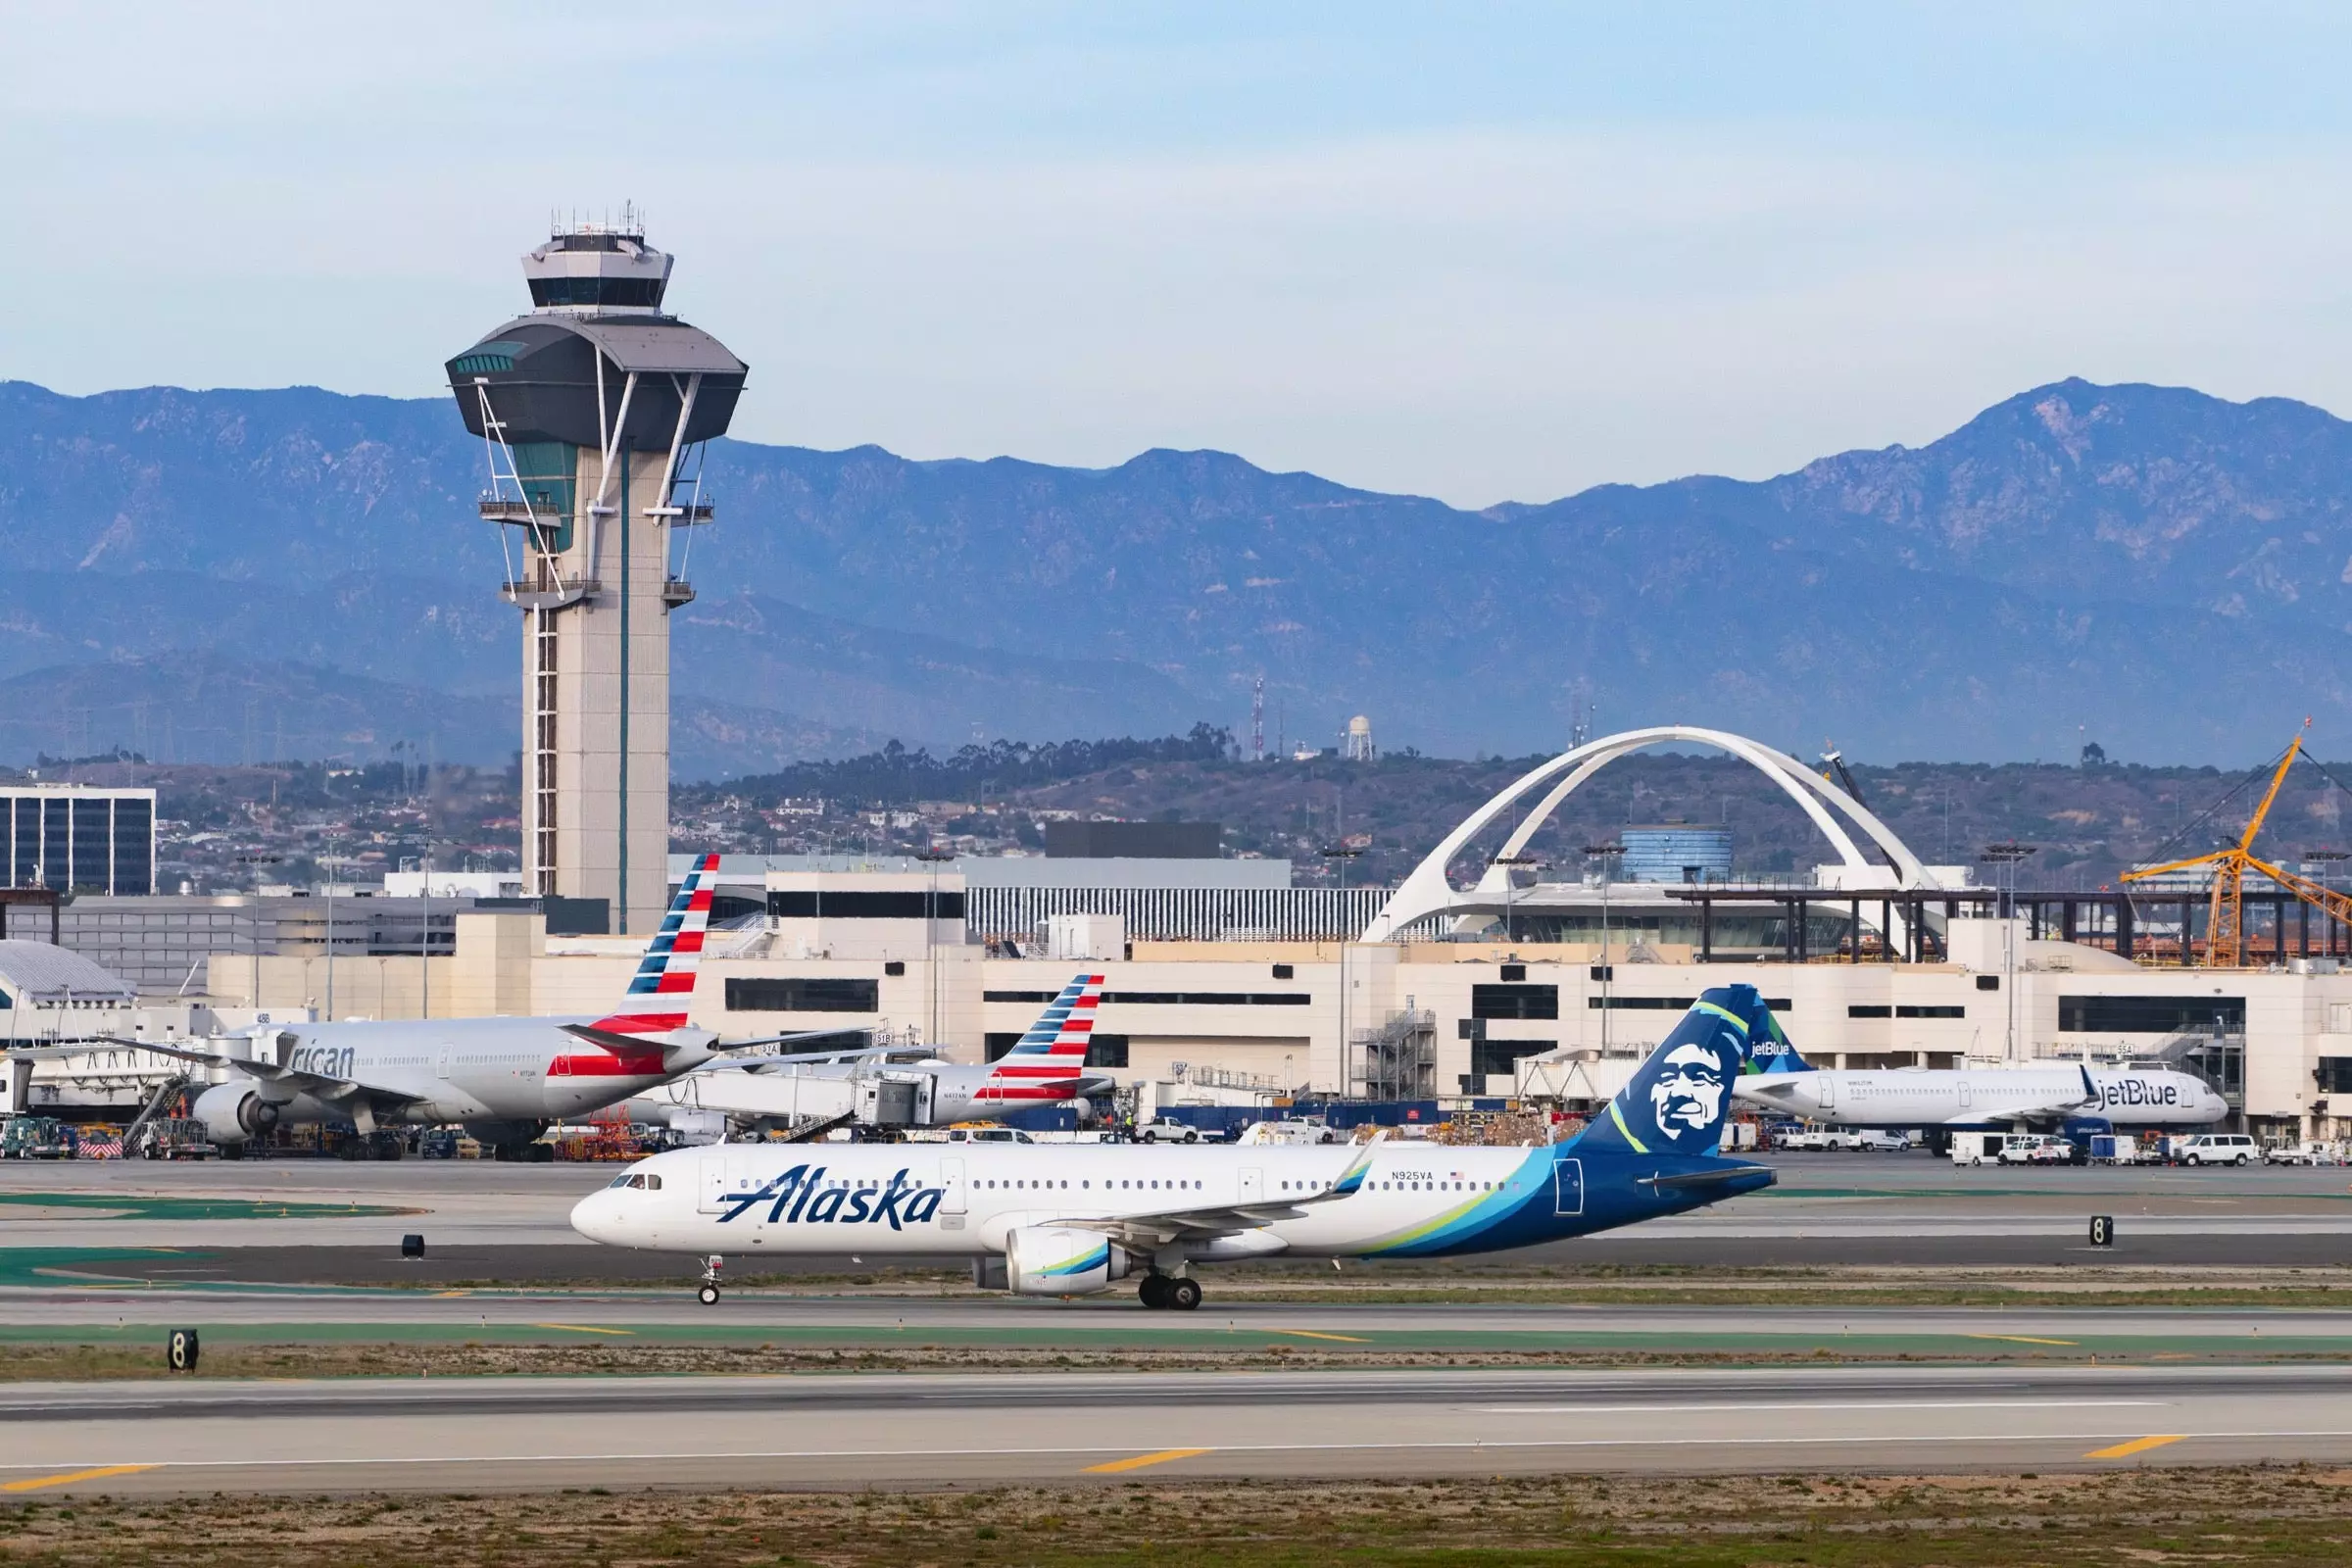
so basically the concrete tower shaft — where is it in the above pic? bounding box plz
[445,221,748,935]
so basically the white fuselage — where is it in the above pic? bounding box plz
[634,1060,1106,1129]
[574,1140,1570,1263]
[228,1015,708,1130]
[1735,1066,2227,1129]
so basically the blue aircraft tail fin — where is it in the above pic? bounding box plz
[1741,1001,1812,1075]
[1572,985,1767,1157]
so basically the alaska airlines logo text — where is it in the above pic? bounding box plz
[2099,1078,2182,1109]
[713,1163,945,1230]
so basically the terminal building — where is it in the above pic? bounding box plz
[143,726,2352,1144]
[3,784,156,896]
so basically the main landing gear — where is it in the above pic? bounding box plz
[697,1255,724,1306]
[1139,1274,1201,1311]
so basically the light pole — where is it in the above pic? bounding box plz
[915,844,955,1052]
[1980,842,2037,1060]
[1321,844,1365,1095]
[1583,842,1624,1055]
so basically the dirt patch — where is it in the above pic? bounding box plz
[8,1465,2352,1565]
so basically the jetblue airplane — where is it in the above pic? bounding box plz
[640,972,1117,1131]
[1732,1026,2226,1132]
[572,984,1783,1309]
[120,855,732,1157]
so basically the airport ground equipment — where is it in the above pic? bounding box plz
[573,986,1781,1309]
[446,213,748,933]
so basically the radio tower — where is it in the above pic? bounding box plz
[446,209,748,934]
[1250,676,1265,763]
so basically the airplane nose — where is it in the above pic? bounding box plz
[570,1190,621,1244]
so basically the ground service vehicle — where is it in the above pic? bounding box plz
[2266,1140,2345,1166]
[1949,1131,2010,1165]
[2,1116,76,1159]
[2179,1133,2258,1166]
[133,1118,216,1160]
[575,985,1784,1309]
[1137,1117,1202,1144]
[1852,1130,1912,1152]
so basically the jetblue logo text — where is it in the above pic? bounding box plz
[2099,1078,2183,1109]
[712,1164,945,1230]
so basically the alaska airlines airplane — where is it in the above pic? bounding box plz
[641,972,1117,1132]
[121,855,732,1156]
[1732,1025,2227,1132]
[572,984,1782,1309]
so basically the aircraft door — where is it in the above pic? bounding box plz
[1553,1158,1584,1216]
[940,1157,966,1214]
[699,1152,760,1215]
[1957,1078,1972,1109]
[1818,1075,1835,1111]
[1240,1166,1263,1203]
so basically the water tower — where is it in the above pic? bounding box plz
[445,212,748,933]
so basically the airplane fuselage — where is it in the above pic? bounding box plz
[1735,1066,2227,1129]
[572,1139,1774,1262]
[216,1015,702,1131]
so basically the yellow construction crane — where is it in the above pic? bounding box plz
[2122,727,2339,965]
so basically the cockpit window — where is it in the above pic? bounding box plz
[609,1172,662,1191]
[644,1173,662,1191]
[608,1174,633,1189]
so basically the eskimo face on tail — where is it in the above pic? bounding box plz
[1576,984,1768,1156]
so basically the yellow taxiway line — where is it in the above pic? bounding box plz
[2,1465,159,1494]
[2086,1435,2186,1460]
[1084,1447,1213,1474]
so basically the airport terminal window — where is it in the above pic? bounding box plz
[1896,1004,1965,1019]
[981,990,1308,1006]
[1590,996,1793,1012]
[2317,1058,2352,1095]
[1848,1004,1893,1018]
[2058,996,2244,1034]
[768,890,964,920]
[1472,983,1558,1020]
[1471,1039,1552,1077]
[724,977,879,1012]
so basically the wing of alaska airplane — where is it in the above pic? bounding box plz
[1060,1144,1382,1248]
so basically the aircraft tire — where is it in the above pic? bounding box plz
[1139,1276,1169,1309]
[698,1284,721,1306]
[1167,1277,1202,1311]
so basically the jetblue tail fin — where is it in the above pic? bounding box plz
[1571,985,1770,1156]
[1742,1002,1812,1075]
[590,853,719,1037]
[975,973,1105,1103]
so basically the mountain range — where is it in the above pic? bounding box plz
[2,374,2348,771]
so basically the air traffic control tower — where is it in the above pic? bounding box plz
[446,218,747,934]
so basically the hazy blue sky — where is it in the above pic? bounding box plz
[5,2,2350,505]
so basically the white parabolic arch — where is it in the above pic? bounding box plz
[1359,726,1931,942]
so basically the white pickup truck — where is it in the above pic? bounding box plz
[1778,1127,1866,1152]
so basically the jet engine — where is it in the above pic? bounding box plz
[1003,1226,1136,1297]
[192,1083,281,1145]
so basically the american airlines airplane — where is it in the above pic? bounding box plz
[572,984,1783,1309]
[119,855,732,1157]
[641,972,1116,1133]
[1731,1024,2228,1133]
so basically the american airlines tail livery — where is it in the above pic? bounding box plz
[1732,1027,2228,1132]
[572,985,1783,1309]
[124,854,730,1158]
[643,972,1115,1132]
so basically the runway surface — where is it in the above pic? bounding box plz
[5,1287,2352,1363]
[11,1152,2352,1273]
[2,1363,2346,1494]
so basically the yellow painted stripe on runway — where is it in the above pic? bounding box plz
[2,1465,158,1493]
[1084,1447,1212,1474]
[2086,1434,2186,1459]
[1278,1330,1371,1343]
[533,1323,633,1337]
[1965,1333,2079,1347]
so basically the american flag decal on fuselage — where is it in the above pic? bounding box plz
[974,972,1104,1102]
[590,853,720,1037]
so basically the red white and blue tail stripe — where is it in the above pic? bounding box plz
[975,973,1104,1102]
[590,853,719,1037]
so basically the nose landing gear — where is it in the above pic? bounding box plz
[697,1254,724,1305]
[1138,1274,1201,1311]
